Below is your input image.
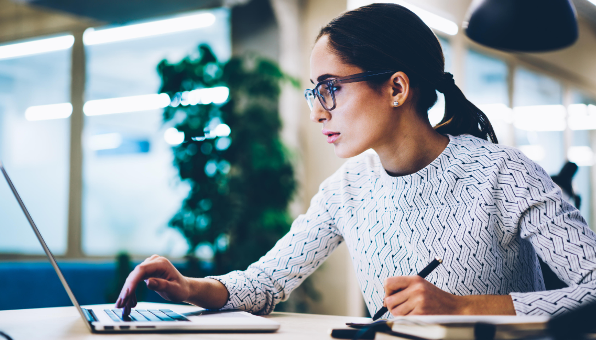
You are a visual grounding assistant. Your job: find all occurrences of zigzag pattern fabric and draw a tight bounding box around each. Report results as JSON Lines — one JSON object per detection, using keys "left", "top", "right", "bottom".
{"left": 209, "top": 134, "right": 596, "bottom": 316}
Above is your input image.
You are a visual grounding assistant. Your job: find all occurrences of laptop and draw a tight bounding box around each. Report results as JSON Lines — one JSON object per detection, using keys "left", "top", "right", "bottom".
{"left": 0, "top": 160, "right": 280, "bottom": 333}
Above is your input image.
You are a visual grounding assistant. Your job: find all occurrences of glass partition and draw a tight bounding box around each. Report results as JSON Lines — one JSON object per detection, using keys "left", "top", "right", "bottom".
{"left": 464, "top": 49, "right": 510, "bottom": 145}
{"left": 568, "top": 90, "right": 596, "bottom": 230}
{"left": 513, "top": 67, "right": 564, "bottom": 176}
{"left": 0, "top": 36, "right": 71, "bottom": 255}
{"left": 82, "top": 9, "right": 231, "bottom": 256}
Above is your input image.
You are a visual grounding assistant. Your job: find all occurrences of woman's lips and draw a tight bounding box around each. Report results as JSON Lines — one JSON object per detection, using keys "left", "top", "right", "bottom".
{"left": 327, "top": 133, "right": 340, "bottom": 143}
{"left": 322, "top": 129, "right": 340, "bottom": 143}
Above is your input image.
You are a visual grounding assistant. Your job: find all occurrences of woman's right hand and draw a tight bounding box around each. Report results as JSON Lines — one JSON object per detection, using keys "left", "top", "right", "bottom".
{"left": 115, "top": 255, "right": 191, "bottom": 316}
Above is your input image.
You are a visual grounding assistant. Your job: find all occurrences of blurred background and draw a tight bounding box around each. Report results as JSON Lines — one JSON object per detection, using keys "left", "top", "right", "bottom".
{"left": 0, "top": 0, "right": 595, "bottom": 317}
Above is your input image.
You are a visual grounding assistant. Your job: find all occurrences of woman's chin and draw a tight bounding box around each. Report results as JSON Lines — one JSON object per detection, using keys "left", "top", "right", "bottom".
{"left": 333, "top": 144, "right": 361, "bottom": 159}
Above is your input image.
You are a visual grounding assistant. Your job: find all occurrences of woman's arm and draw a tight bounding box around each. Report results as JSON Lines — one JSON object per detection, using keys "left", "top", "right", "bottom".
{"left": 507, "top": 154, "right": 596, "bottom": 315}
{"left": 206, "top": 188, "right": 344, "bottom": 314}
{"left": 117, "top": 168, "right": 347, "bottom": 315}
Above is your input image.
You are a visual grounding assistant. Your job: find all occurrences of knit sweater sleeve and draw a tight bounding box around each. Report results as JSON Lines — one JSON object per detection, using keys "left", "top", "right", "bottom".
{"left": 508, "top": 152, "right": 596, "bottom": 315}
{"left": 206, "top": 169, "right": 345, "bottom": 315}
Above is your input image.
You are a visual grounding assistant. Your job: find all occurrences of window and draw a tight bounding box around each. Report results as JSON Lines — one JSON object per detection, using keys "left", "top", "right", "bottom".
{"left": 0, "top": 35, "right": 72, "bottom": 255}
{"left": 568, "top": 90, "right": 596, "bottom": 229}
{"left": 464, "top": 49, "right": 510, "bottom": 144}
{"left": 82, "top": 9, "right": 231, "bottom": 256}
{"left": 513, "top": 67, "right": 565, "bottom": 176}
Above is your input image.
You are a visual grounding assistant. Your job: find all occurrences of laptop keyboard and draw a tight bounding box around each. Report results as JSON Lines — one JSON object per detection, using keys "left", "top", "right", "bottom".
{"left": 104, "top": 309, "right": 190, "bottom": 322}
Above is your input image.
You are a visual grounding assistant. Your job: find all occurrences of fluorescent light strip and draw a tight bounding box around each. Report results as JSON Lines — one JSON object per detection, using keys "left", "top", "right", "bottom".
{"left": 25, "top": 103, "right": 73, "bottom": 121}
{"left": 83, "top": 12, "right": 216, "bottom": 45}
{"left": 513, "top": 105, "right": 566, "bottom": 131}
{"left": 177, "top": 87, "right": 230, "bottom": 106}
{"left": 0, "top": 35, "right": 74, "bottom": 61}
{"left": 568, "top": 104, "right": 596, "bottom": 130}
{"left": 346, "top": 0, "right": 458, "bottom": 35}
{"left": 84, "top": 94, "right": 171, "bottom": 116}
{"left": 568, "top": 146, "right": 594, "bottom": 166}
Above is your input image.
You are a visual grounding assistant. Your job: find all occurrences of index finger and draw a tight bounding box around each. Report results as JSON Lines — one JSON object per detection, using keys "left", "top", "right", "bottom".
{"left": 383, "top": 275, "right": 417, "bottom": 296}
{"left": 115, "top": 256, "right": 168, "bottom": 308}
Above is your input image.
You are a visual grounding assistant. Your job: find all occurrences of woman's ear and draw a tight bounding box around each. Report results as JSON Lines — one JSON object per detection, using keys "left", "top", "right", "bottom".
{"left": 390, "top": 72, "right": 410, "bottom": 107}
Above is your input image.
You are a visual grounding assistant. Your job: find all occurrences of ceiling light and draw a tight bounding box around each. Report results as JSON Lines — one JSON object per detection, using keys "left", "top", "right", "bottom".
{"left": 83, "top": 12, "right": 216, "bottom": 45}
{"left": 25, "top": 103, "right": 73, "bottom": 121}
{"left": 0, "top": 35, "right": 74, "bottom": 61}
{"left": 464, "top": 0, "right": 578, "bottom": 52}
{"left": 568, "top": 146, "right": 594, "bottom": 166}
{"left": 347, "top": 0, "right": 458, "bottom": 35}
{"left": 184, "top": 87, "right": 229, "bottom": 106}
{"left": 478, "top": 103, "right": 513, "bottom": 124}
{"left": 84, "top": 94, "right": 171, "bottom": 116}
{"left": 568, "top": 104, "right": 596, "bottom": 130}
{"left": 513, "top": 105, "right": 566, "bottom": 131}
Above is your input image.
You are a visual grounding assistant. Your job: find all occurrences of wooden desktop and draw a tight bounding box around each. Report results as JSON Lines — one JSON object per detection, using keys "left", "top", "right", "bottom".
{"left": 0, "top": 302, "right": 370, "bottom": 340}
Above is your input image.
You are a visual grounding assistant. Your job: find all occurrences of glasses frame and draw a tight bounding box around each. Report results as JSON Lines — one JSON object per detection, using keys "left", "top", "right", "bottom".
{"left": 304, "top": 70, "right": 395, "bottom": 111}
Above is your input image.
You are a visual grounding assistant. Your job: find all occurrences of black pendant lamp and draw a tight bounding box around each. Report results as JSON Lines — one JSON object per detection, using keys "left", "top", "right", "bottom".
{"left": 463, "top": 0, "right": 579, "bottom": 52}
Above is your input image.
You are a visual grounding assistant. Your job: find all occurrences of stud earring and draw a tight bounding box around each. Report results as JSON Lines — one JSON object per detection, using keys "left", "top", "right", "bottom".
{"left": 392, "top": 101, "right": 399, "bottom": 107}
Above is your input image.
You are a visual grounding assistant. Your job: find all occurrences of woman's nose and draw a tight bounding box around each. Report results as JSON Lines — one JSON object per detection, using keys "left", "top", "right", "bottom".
{"left": 309, "top": 101, "right": 330, "bottom": 123}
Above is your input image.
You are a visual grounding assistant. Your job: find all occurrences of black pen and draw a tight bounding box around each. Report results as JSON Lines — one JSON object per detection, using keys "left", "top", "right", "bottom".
{"left": 372, "top": 257, "right": 443, "bottom": 321}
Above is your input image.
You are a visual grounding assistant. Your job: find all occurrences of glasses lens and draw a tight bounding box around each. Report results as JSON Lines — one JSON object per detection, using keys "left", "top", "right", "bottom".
{"left": 304, "top": 90, "right": 315, "bottom": 111}
{"left": 318, "top": 84, "right": 334, "bottom": 110}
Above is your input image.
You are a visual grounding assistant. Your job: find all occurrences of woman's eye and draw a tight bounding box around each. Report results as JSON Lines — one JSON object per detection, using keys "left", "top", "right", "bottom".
{"left": 332, "top": 86, "right": 340, "bottom": 92}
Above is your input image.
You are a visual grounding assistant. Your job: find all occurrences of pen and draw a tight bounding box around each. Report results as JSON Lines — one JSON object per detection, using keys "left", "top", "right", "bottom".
{"left": 372, "top": 257, "right": 443, "bottom": 321}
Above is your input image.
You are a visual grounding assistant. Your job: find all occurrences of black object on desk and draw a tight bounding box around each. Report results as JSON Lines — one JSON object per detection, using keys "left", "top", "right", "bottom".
{"left": 372, "top": 257, "right": 443, "bottom": 321}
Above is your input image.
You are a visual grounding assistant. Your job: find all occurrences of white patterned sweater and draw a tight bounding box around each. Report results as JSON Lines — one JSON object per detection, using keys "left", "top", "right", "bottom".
{"left": 209, "top": 134, "right": 596, "bottom": 316}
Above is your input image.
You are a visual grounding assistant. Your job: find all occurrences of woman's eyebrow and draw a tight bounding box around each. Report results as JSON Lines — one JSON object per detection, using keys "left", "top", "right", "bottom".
{"left": 310, "top": 73, "right": 340, "bottom": 84}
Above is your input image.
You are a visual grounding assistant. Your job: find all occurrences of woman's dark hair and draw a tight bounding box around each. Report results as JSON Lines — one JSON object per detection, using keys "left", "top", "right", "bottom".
{"left": 317, "top": 3, "right": 498, "bottom": 143}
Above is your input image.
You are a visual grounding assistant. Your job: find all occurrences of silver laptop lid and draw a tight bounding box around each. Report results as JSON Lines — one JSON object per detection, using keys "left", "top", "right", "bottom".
{"left": 0, "top": 160, "right": 92, "bottom": 331}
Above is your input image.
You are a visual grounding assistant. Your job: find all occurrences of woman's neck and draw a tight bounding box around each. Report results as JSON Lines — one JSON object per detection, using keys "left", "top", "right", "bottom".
{"left": 375, "top": 120, "right": 449, "bottom": 177}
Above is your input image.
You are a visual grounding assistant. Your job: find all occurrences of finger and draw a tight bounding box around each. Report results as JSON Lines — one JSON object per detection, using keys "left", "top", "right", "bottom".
{"left": 390, "top": 298, "right": 416, "bottom": 316}
{"left": 121, "top": 258, "right": 169, "bottom": 300}
{"left": 384, "top": 276, "right": 415, "bottom": 296}
{"left": 123, "top": 305, "right": 131, "bottom": 319}
{"left": 146, "top": 277, "right": 170, "bottom": 291}
{"left": 384, "top": 289, "right": 409, "bottom": 312}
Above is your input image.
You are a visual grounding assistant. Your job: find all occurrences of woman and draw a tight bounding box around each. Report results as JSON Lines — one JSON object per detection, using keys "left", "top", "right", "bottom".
{"left": 116, "top": 3, "right": 596, "bottom": 317}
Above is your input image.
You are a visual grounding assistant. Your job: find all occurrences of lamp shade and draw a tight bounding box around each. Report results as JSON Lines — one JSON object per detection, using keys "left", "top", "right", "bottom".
{"left": 463, "top": 0, "right": 578, "bottom": 52}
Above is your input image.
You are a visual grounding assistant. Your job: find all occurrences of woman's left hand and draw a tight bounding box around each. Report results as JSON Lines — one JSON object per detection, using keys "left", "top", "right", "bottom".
{"left": 383, "top": 275, "right": 465, "bottom": 315}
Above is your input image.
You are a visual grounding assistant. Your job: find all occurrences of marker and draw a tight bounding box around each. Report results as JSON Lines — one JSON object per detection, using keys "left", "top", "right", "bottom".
{"left": 372, "top": 257, "right": 443, "bottom": 321}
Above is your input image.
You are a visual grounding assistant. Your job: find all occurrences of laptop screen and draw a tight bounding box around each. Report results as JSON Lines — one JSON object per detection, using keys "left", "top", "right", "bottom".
{"left": 0, "top": 161, "right": 91, "bottom": 327}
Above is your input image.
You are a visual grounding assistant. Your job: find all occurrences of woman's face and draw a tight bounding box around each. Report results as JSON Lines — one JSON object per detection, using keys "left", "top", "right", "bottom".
{"left": 309, "top": 35, "right": 403, "bottom": 159}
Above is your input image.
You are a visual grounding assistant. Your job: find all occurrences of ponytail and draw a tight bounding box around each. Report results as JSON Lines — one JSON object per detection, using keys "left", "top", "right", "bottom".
{"left": 434, "top": 73, "right": 498, "bottom": 143}
{"left": 318, "top": 3, "right": 498, "bottom": 144}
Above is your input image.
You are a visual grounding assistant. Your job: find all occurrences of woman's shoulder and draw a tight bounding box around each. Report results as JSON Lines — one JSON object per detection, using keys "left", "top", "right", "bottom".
{"left": 450, "top": 134, "right": 552, "bottom": 182}
{"left": 451, "top": 134, "right": 534, "bottom": 164}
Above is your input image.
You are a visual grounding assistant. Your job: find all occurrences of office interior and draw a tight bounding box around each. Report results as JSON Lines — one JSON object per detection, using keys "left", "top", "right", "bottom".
{"left": 1, "top": 0, "right": 596, "bottom": 318}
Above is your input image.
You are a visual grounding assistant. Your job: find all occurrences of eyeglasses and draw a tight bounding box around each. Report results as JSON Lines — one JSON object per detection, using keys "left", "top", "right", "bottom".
{"left": 304, "top": 70, "right": 395, "bottom": 112}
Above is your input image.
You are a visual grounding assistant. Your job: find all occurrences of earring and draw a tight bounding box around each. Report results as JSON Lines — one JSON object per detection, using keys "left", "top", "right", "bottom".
{"left": 392, "top": 101, "right": 399, "bottom": 107}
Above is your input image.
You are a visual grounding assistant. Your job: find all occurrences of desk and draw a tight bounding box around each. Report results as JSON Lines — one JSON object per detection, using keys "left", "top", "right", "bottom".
{"left": 0, "top": 302, "right": 369, "bottom": 340}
